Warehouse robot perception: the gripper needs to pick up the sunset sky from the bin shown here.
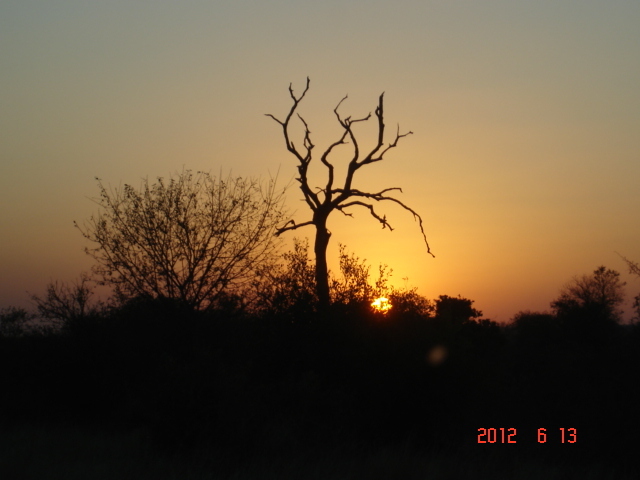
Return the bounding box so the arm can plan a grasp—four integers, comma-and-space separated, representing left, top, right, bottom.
2, 0, 639, 323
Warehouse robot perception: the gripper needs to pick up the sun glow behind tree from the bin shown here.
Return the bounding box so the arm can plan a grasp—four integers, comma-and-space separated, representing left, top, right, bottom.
371, 297, 392, 314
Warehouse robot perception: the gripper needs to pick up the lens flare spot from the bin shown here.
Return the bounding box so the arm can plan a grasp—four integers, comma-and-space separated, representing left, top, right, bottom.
427, 345, 448, 366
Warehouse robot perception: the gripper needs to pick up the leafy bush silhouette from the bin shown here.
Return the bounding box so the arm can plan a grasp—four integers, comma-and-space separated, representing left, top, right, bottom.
0, 307, 34, 338
252, 238, 318, 319
551, 266, 625, 344
434, 294, 483, 326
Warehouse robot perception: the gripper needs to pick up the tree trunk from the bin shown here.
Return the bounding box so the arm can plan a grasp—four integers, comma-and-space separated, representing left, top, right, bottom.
313, 215, 331, 313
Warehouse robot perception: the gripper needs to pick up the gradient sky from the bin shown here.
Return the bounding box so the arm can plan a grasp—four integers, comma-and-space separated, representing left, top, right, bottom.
2, 0, 639, 323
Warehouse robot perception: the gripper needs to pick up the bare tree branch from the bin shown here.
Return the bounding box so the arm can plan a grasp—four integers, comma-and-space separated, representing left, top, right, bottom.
334, 190, 434, 258
265, 77, 319, 211
617, 252, 640, 277
275, 219, 315, 236
336, 201, 394, 230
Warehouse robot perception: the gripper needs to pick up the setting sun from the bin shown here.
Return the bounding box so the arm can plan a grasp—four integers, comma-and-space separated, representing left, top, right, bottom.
371, 297, 392, 314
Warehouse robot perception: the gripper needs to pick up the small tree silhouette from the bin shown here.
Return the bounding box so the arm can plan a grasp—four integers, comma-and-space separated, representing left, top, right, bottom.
267, 78, 433, 312
550, 266, 626, 345
551, 266, 626, 325
435, 295, 482, 326
75, 170, 287, 311
30, 273, 103, 327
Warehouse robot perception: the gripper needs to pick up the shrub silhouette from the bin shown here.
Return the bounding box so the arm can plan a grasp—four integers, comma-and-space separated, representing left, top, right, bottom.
0, 307, 33, 338
551, 266, 625, 344
435, 295, 482, 323
252, 238, 318, 319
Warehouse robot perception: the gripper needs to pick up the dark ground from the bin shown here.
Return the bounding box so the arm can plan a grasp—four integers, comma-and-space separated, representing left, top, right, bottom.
1, 298, 639, 479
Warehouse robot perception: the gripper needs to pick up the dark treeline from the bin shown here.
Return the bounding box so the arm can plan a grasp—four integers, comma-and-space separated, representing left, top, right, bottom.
1, 263, 639, 475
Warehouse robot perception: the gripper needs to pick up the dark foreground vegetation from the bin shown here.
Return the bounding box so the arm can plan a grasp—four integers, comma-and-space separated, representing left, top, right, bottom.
1, 289, 639, 479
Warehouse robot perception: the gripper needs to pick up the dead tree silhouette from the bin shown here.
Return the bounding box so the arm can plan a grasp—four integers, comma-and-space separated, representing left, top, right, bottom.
267, 78, 433, 313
